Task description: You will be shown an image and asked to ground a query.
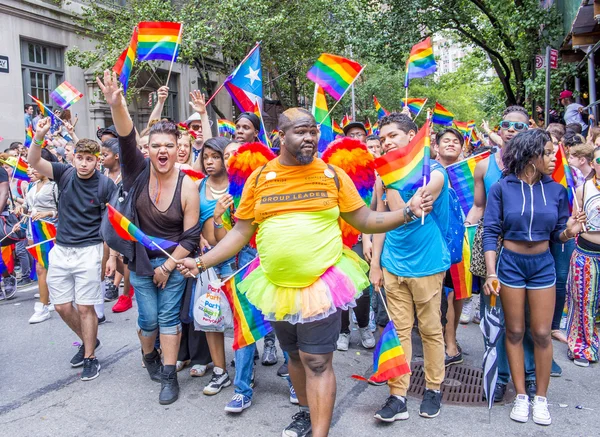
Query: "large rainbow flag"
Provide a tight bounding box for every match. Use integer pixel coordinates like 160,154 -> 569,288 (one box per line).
307,53 -> 363,101
401,98 -> 427,116
26,239 -> 55,270
107,204 -> 177,252
313,84 -> 335,152
552,143 -> 576,209
445,151 -> 492,216
31,219 -> 57,244
449,234 -> 472,300
113,27 -> 138,95
221,258 -> 272,350
432,102 -> 454,126
0,245 -> 14,275
50,81 -> 83,110
404,37 -> 437,88
374,96 -> 389,119
373,119 -> 431,191
137,22 -> 182,62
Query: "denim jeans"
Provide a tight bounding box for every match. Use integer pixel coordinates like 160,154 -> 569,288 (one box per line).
480,291 -> 536,384
234,344 -> 257,398
15,239 -> 31,277
130,257 -> 187,336
550,240 -> 575,330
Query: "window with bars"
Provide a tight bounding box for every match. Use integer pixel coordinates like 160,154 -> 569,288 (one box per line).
20,40 -> 64,108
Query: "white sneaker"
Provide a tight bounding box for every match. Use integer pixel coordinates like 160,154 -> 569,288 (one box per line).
532,396 -> 551,425
337,333 -> 350,351
459,298 -> 473,324
34,293 -> 40,298
29,302 -> 51,324
510,394 -> 530,423
359,327 -> 376,349
472,296 -> 481,324
47,303 -> 55,312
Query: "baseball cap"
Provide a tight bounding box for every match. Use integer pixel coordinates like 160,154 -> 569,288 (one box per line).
96,125 -> 117,140
343,121 -> 367,136
559,90 -> 573,100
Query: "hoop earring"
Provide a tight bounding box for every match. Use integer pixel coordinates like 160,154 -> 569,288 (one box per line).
524,162 -> 537,179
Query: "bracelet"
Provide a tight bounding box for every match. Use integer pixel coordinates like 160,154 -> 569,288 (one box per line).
486,274 -> 498,278
195,256 -> 207,273
405,205 -> 418,221
213,220 -> 224,229
33,139 -> 45,147
160,263 -> 173,274
464,221 -> 472,225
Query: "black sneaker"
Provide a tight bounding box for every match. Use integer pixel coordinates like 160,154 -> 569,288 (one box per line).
368,379 -> 387,386
104,283 -> 119,302
3,276 -> 17,300
493,382 -> 507,403
374,395 -> 409,422
70,339 -> 102,367
17,276 -> 32,287
262,342 -> 278,366
159,369 -> 179,405
444,351 -> 463,367
98,315 -> 106,325
282,411 -> 311,437
277,362 -> 289,377
203,371 -> 231,395
81,357 -> 101,381
419,389 -> 442,418
526,380 -> 537,401
143,348 -> 163,382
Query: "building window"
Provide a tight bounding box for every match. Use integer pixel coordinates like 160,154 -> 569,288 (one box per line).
161,74 -> 179,122
20,40 -> 64,107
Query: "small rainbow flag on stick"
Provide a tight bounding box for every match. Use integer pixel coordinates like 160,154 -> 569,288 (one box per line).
402,98 -> 428,116
449,234 -> 473,300
446,151 -> 492,216
25,125 -> 33,148
307,53 -> 364,101
30,219 -> 57,244
29,95 -> 56,123
552,143 -> 578,210
332,120 -> 343,136
107,204 -> 177,252
113,26 -> 138,96
221,258 -> 273,350
26,238 -> 55,270
137,22 -> 183,62
0,245 -> 14,275
12,157 -> 29,181
374,96 -> 389,119
432,102 -> 454,126
404,37 -> 437,88
218,119 -> 236,136
341,114 -> 351,128
50,81 -> 83,109
454,121 -> 471,139
313,84 -> 335,152
252,101 -> 271,147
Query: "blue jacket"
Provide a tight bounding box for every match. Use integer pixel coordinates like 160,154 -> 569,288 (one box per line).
483,174 -> 569,252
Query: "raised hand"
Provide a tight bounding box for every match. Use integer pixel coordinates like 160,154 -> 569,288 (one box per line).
34,117 -> 52,141
189,90 -> 207,115
96,70 -> 125,107
157,86 -> 169,103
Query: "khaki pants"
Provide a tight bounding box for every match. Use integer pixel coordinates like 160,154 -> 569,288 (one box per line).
383,269 -> 445,396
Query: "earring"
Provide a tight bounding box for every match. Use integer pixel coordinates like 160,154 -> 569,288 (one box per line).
525,162 -> 536,178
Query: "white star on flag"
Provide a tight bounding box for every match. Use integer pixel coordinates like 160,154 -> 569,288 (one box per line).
244,67 -> 261,86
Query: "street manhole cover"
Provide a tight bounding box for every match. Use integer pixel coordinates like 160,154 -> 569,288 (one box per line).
407,362 -> 487,406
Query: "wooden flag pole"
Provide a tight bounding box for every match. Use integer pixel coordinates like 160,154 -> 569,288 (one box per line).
28,94 -> 65,126
149,240 -> 196,278
319,65 -> 367,127
414,98 -> 428,120
165,24 -> 184,87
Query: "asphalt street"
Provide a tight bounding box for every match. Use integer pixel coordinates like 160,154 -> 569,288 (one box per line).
1,285 -> 598,437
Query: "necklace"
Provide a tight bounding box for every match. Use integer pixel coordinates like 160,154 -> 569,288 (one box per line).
593,175 -> 600,191
207,182 -> 229,197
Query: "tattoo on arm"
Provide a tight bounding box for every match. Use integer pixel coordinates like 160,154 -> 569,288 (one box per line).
375,213 -> 384,224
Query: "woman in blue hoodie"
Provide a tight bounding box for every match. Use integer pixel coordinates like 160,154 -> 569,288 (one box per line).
483,129 -> 586,426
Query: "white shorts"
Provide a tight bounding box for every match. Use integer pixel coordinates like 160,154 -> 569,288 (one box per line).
47,243 -> 103,306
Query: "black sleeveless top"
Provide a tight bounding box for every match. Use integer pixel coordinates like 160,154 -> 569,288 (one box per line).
136,171 -> 185,257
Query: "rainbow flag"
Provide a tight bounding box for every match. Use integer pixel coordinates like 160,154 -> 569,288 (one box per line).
446,151 -> 492,216
30,96 -> 55,123
107,204 -> 177,252
374,96 -> 389,119
24,125 -> 33,148
449,234 -> 473,300
454,121 -> 471,139
306,53 -> 363,101
432,102 -> 454,126
30,219 -> 57,244
252,101 -> 271,147
180,167 -> 205,182
402,98 -> 427,116
137,22 -> 182,62
404,37 -> 437,87
218,119 -> 236,136
372,122 -> 379,135
26,239 -> 54,270
373,120 -> 431,191
552,144 -> 576,209
113,27 -> 138,96
221,258 -> 273,350
0,245 -> 14,275
50,81 -> 83,110
313,84 -> 335,152
12,157 -> 29,181
364,119 -> 372,135
332,120 -> 343,136
341,114 -> 351,128
470,129 -> 482,148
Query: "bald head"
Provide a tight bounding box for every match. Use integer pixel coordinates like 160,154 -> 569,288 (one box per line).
278,108 -> 316,133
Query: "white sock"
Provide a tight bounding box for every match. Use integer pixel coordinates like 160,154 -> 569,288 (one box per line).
393,395 -> 406,402
95,303 -> 105,318
214,366 -> 224,375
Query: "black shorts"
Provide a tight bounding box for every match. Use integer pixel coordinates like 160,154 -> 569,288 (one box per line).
272,309 -> 342,354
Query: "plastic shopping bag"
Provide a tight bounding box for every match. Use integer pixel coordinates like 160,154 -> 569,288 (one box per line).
193,268 -> 233,332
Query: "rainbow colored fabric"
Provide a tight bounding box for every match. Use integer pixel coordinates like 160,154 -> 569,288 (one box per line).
137,22 -> 182,62
25,125 -> 33,148
218,119 -> 236,136
31,219 -> 57,244
107,204 -> 177,251
0,245 -> 14,275
113,27 -> 138,95
222,258 -> 273,350
453,121 -> 471,138
333,120 -> 343,136
364,119 -> 372,135
404,37 -> 437,87
341,114 -> 351,128
449,234 -> 472,300
13,157 -> 29,181
374,120 -> 431,191
372,122 -> 379,135
374,96 -> 389,119
252,101 -> 271,147
432,102 -> 454,126
446,151 -> 491,216
30,96 -> 55,122
366,320 -> 411,383
552,144 -> 576,209
26,239 -> 54,270
307,53 -> 363,101
180,168 -> 205,182
313,84 -> 335,152
50,81 -> 83,110
401,98 -> 427,116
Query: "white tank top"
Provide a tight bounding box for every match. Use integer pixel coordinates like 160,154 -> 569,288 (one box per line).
583,179 -> 600,232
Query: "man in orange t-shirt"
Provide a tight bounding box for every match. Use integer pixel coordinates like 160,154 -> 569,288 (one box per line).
178,108 -> 433,437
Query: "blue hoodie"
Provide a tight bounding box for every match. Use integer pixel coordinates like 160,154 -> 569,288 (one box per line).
483,174 -> 569,252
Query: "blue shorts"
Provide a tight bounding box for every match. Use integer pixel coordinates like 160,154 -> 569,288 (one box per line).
497,247 -> 556,290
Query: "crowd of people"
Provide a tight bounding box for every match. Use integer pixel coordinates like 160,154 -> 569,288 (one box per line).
3,72 -> 599,436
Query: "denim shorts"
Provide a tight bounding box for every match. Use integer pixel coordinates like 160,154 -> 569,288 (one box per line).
497,247 -> 556,290
129,257 -> 187,336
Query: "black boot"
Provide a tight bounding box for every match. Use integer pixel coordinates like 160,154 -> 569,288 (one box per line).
143,348 -> 162,383
159,367 -> 179,405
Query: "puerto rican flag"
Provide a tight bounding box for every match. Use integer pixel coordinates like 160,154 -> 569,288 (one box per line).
224,45 -> 263,113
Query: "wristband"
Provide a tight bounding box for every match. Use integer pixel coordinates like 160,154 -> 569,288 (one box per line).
405,205 -> 418,221
486,274 -> 498,278
213,220 -> 224,229
34,139 -> 45,147
195,256 -> 207,273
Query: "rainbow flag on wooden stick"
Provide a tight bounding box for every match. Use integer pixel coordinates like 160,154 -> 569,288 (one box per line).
432,102 -> 454,126
113,27 -> 138,95
26,239 -> 54,270
374,96 -> 389,119
218,119 -> 236,136
449,234 -> 473,300
31,219 -> 57,244
12,157 -> 29,181
137,22 -> 182,62
404,37 -> 437,88
307,53 -> 364,101
25,125 -> 33,148
401,98 -> 428,116
332,120 -> 343,136
29,95 -> 55,123
552,143 -> 577,210
221,258 -> 272,350
446,151 -> 492,216
50,81 -> 83,109
313,84 -> 335,152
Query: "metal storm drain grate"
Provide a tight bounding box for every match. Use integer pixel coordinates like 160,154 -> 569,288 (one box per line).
407,362 -> 487,406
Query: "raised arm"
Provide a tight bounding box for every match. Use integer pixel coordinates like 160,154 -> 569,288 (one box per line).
96,70 -> 133,138
147,86 -> 169,128
28,117 -> 55,180
189,90 -> 212,143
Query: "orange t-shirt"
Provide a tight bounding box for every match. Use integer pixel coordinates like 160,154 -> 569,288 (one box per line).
235,158 -> 365,224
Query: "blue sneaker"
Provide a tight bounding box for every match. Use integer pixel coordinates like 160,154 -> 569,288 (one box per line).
224,393 -> 252,413
289,383 -> 298,404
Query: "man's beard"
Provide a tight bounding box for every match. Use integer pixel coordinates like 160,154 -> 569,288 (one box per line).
295,149 -> 314,165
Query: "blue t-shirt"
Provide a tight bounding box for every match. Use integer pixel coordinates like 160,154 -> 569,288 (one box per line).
381,161 -> 451,277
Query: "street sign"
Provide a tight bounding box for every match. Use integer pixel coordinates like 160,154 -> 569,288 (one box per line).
0,56 -> 8,73
535,55 -> 545,69
549,49 -> 558,69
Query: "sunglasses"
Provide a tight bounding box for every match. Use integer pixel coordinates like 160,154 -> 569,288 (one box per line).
499,120 -> 528,132
595,157 -> 600,165
189,124 -> 202,131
